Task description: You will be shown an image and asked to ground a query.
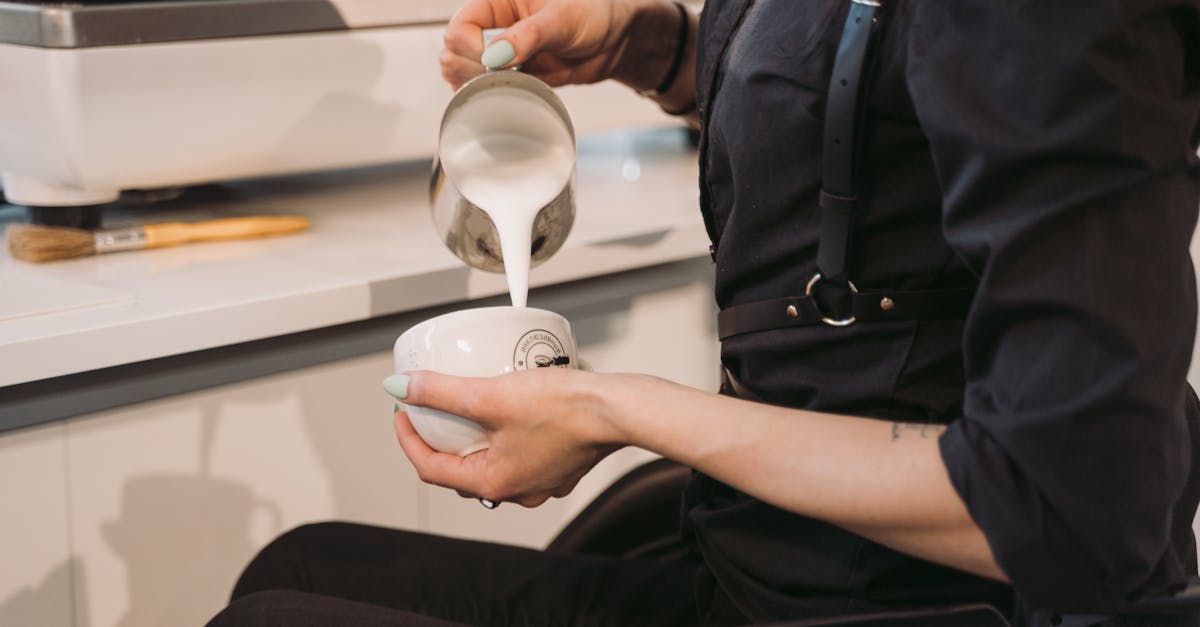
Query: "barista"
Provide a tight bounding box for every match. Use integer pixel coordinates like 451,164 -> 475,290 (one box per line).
209,1 -> 1200,625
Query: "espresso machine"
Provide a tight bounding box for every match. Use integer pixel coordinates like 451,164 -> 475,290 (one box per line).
0,0 -> 674,227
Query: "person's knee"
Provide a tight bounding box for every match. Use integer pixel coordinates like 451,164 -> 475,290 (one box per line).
232,522 -> 347,600
207,590 -> 299,627
263,521 -> 348,554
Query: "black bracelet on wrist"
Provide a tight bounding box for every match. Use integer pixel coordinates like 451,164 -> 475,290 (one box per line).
654,2 -> 690,95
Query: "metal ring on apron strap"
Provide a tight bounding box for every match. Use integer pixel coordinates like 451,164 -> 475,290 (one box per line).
806,273 -> 858,327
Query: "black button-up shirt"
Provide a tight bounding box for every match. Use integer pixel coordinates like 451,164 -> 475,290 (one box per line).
683,0 -> 1200,622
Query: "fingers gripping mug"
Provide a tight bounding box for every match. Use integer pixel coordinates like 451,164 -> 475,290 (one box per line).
393,307 -> 581,456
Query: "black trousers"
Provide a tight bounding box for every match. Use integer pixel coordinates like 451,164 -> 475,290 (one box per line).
206,521 -> 1013,627
207,521 -> 704,627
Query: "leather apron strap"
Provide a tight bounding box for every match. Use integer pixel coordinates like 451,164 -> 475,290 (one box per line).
718,286 -> 975,341
817,0 -> 881,285
716,0 -> 975,342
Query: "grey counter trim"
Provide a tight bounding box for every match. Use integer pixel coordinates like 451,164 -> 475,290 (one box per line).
0,256 -> 712,433
0,0 -> 357,48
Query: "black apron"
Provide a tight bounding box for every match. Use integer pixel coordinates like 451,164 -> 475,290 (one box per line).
679,1 -> 1200,626
682,1 -> 1009,623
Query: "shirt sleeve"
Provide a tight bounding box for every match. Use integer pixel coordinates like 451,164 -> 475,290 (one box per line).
904,1 -> 1200,610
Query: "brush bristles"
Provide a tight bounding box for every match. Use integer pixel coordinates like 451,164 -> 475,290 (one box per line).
6,224 -> 96,263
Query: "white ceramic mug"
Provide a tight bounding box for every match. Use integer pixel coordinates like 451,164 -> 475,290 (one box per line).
393,306 -> 580,456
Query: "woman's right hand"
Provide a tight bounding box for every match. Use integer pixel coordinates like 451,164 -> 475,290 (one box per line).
441,0 -> 675,91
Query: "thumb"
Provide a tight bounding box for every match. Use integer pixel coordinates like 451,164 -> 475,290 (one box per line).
482,3 -> 576,69
386,371 -> 501,428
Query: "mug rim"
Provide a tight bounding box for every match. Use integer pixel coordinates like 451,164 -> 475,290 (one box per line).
395,306 -> 570,345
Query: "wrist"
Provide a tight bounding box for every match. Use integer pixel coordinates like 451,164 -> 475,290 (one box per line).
573,371 -> 642,447
615,2 -> 698,119
612,1 -> 687,93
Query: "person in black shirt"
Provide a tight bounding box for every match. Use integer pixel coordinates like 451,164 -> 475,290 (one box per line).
208,1 -> 1200,626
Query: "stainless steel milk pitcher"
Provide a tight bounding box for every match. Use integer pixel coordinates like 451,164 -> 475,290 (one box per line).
430,69 -> 577,273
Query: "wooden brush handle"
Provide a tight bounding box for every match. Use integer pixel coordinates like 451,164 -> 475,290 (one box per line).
143,216 -> 310,249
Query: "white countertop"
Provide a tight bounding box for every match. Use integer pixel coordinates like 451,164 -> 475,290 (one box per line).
0,128 -> 708,387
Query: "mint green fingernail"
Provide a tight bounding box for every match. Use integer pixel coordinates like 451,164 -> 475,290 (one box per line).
481,40 -> 515,68
393,403 -> 400,413
383,374 -> 409,400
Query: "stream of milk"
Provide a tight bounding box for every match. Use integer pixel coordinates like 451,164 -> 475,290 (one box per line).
440,87 -> 574,307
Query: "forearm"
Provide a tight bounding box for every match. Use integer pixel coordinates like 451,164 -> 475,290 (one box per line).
612,1 -> 699,126
599,374 -> 1007,582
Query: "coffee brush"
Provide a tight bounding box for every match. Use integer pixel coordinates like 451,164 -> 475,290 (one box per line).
6,216 -> 311,263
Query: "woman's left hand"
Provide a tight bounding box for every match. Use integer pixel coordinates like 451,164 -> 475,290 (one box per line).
384,364 -> 1009,581
388,368 -> 624,507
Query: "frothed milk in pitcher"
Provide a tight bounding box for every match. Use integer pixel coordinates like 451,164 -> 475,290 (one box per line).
438,86 -> 575,307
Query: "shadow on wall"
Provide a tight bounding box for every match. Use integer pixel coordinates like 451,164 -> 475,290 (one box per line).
0,557 -> 89,627
101,474 -> 279,627
92,352 -> 413,627
92,402 -> 290,627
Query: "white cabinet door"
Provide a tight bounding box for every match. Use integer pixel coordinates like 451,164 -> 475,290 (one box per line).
64,352 -> 420,627
0,422 -> 73,627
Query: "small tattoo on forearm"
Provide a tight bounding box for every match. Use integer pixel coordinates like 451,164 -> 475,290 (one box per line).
890,422 -> 946,441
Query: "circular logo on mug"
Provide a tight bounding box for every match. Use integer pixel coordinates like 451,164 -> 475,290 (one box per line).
513,329 -> 571,370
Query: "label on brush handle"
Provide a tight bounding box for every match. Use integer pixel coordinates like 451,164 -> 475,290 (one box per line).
93,228 -> 148,253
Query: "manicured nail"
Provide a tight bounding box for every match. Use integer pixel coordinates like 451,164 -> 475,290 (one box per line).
393,403 -> 400,414
481,40 -> 515,68
383,374 -> 409,400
